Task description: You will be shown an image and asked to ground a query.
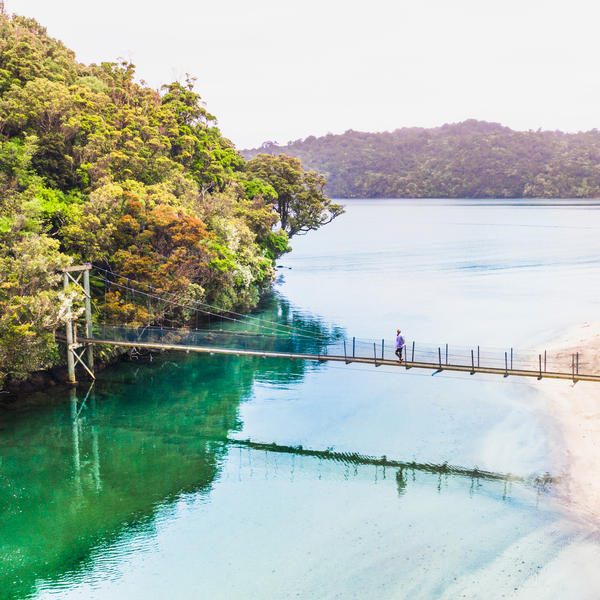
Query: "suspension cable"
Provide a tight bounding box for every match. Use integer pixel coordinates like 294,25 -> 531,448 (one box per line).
92,275 -> 322,340
92,265 -> 331,340
97,324 -> 304,340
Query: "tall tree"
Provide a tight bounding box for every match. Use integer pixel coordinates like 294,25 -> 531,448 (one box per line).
245,153 -> 344,237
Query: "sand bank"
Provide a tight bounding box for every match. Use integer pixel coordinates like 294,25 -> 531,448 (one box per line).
533,322 -> 600,520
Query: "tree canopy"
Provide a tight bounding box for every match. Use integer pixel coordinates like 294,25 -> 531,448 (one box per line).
246,154 -> 344,237
0,14 -> 336,389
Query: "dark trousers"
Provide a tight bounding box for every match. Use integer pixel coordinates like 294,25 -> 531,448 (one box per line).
395,347 -> 403,360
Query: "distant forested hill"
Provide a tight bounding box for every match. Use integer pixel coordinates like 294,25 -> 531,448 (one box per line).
243,120 -> 600,198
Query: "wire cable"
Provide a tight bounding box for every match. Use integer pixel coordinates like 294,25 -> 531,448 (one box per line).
92,265 -> 331,340
92,275 -> 322,340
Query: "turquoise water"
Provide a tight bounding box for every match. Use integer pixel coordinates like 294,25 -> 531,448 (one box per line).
3,199 -> 600,599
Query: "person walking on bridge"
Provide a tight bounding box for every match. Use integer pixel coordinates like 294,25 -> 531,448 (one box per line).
395,329 -> 405,362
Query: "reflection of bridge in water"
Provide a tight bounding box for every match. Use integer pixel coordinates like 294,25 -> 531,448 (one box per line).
59,264 -> 600,385
67,384 -> 555,507
225,439 -> 556,499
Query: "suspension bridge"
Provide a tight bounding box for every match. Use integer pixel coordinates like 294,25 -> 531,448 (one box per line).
59,264 -> 600,384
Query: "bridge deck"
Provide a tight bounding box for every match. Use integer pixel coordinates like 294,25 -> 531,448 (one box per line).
77,337 -> 600,383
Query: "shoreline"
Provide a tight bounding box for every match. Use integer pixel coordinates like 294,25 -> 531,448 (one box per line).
0,349 -> 128,411
532,322 -> 600,521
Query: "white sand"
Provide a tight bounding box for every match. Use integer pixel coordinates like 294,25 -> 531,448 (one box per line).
532,322 -> 600,520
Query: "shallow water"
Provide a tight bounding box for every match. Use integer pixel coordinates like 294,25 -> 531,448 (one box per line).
3,199 -> 600,599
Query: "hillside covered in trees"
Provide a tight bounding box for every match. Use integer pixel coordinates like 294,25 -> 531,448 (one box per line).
0,14 -> 341,390
243,120 -> 600,198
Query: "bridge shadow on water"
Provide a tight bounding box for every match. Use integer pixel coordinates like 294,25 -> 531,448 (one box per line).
0,296 -> 556,600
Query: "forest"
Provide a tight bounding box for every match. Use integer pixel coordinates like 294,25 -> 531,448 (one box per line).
243,120 -> 600,199
0,14 -> 341,390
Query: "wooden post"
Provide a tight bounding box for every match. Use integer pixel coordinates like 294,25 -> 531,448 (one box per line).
83,268 -> 94,371
62,264 -> 95,381
504,352 -> 508,377
572,354 -> 575,382
477,346 -> 480,368
576,352 -> 579,375
445,343 -> 448,365
352,337 -> 355,358
471,349 -> 475,374
63,272 -> 76,384
411,341 -> 415,362
373,342 -> 378,366
344,340 -> 348,364
381,338 -> 384,360
544,350 -> 547,372
438,347 -> 442,369
539,354 -> 542,380
510,347 -> 513,370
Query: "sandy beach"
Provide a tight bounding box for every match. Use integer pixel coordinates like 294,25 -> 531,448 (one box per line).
534,322 -> 600,521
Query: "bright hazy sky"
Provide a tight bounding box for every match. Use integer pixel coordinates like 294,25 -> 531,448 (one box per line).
11,0 -> 600,148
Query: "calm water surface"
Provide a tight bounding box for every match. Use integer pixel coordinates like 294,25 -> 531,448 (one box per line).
3,199 -> 600,599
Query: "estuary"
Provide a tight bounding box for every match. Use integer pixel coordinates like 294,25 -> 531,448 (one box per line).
3,199 -> 600,599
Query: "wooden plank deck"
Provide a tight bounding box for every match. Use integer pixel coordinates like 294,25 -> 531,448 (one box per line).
76,337 -> 600,383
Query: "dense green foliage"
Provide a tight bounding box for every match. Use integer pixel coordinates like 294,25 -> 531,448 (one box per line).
246,154 -> 344,236
0,14 -> 336,388
244,120 -> 600,198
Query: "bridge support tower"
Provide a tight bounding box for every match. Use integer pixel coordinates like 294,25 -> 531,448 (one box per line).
63,264 -> 95,384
